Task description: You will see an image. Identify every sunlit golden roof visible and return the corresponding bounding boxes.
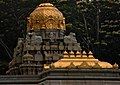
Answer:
[44,51,116,70]
[27,3,65,31]
[97,62,113,68]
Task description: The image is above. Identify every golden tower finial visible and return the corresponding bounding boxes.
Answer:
[76,51,81,57]
[63,51,69,58]
[82,51,87,57]
[70,51,75,58]
[113,63,119,69]
[88,51,94,58]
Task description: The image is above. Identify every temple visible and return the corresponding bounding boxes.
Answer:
[0,3,120,85]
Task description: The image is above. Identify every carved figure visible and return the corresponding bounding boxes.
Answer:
[17,38,23,46]
[35,51,43,61]
[31,35,42,45]
[64,32,77,44]
[49,32,56,42]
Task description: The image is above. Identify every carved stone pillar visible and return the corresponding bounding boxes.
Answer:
[32,67,35,75]
[23,68,26,75]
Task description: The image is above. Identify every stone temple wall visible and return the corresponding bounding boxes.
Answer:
[1,69,120,85]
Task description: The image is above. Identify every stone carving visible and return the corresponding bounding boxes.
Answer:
[46,19,57,29]
[35,36,43,44]
[25,34,42,50]
[35,51,43,61]
[51,45,58,50]
[49,32,56,42]
[17,38,23,46]
[14,38,24,57]
[60,31,64,38]
[64,32,77,44]
[74,43,81,50]
[68,44,73,50]
[31,35,42,45]
[53,53,60,61]
[59,42,64,50]
[45,42,50,50]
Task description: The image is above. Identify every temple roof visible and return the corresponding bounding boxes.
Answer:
[27,3,65,31]
[44,51,117,69]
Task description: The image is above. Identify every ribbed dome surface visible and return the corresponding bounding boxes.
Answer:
[27,3,65,31]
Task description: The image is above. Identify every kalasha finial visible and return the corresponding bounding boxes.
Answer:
[76,51,81,57]
[82,51,87,57]
[70,51,75,57]
[113,63,119,69]
[63,51,69,58]
[88,51,94,58]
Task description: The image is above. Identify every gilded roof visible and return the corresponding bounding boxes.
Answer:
[44,51,116,69]
[27,3,65,31]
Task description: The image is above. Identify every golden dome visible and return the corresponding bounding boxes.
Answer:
[27,3,65,31]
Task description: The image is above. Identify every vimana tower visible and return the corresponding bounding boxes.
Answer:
[6,3,81,75]
[2,3,119,85]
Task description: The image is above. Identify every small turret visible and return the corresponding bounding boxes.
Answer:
[113,63,119,69]
[70,51,75,57]
[76,51,81,57]
[82,51,87,57]
[63,51,69,58]
[88,51,94,58]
